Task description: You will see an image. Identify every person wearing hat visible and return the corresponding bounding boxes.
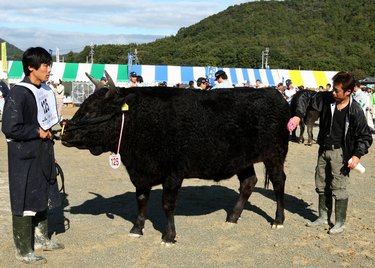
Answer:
[211,70,233,89]
[100,76,107,87]
[285,79,297,104]
[197,77,209,90]
[128,71,138,87]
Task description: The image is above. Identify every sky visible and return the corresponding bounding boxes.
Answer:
[0,0,250,55]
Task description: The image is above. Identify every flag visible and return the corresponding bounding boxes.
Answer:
[207,66,217,86]
[128,53,134,76]
[1,42,7,73]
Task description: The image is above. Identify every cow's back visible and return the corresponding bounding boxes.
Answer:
[123,87,289,181]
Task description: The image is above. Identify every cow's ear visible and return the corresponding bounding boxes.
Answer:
[105,87,117,99]
[124,93,136,106]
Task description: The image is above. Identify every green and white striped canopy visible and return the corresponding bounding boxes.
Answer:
[3,61,129,84]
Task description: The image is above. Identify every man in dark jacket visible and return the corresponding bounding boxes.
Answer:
[288,71,372,235]
[2,47,64,264]
[0,80,9,118]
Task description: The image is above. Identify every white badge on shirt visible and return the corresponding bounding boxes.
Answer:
[17,82,59,130]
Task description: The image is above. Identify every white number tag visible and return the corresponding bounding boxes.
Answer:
[109,153,122,169]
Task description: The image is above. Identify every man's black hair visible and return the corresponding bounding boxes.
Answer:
[22,47,52,76]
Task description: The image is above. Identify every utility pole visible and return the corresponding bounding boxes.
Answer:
[261,47,270,69]
[89,42,94,64]
[134,49,140,64]
[56,48,60,63]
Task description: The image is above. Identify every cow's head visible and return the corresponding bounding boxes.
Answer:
[61,71,133,155]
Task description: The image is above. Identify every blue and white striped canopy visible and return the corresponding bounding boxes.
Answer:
[1,60,337,89]
[130,64,337,88]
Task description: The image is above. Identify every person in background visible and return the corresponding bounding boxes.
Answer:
[53,79,65,121]
[277,82,286,99]
[0,79,10,118]
[136,75,143,86]
[2,47,64,265]
[284,79,297,104]
[318,85,324,91]
[187,80,195,89]
[100,76,107,87]
[197,77,209,90]
[211,70,233,89]
[128,71,138,87]
[326,83,332,91]
[255,79,264,88]
[288,71,372,235]
[352,81,374,132]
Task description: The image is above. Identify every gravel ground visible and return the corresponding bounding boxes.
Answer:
[0,107,375,267]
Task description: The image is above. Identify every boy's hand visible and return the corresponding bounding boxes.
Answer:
[39,128,52,140]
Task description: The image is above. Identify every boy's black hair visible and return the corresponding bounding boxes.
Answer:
[22,47,52,76]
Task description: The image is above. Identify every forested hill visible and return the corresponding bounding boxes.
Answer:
[0,38,23,60]
[2,0,375,77]
[72,0,374,77]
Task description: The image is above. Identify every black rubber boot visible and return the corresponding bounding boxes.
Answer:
[306,194,332,227]
[12,215,47,264]
[329,199,348,235]
[34,212,65,251]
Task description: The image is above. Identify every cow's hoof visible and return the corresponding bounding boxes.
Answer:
[271,224,284,230]
[128,227,144,238]
[161,241,176,247]
[305,143,312,146]
[128,233,142,238]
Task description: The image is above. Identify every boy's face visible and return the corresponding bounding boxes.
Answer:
[333,83,351,103]
[28,63,51,85]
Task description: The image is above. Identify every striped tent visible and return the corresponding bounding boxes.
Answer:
[2,61,129,85]
[131,65,338,88]
[1,60,337,89]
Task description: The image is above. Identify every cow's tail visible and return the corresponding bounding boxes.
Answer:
[264,166,270,189]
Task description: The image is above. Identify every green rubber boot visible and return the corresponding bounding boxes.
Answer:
[329,199,348,235]
[34,212,65,251]
[306,194,332,227]
[12,215,47,264]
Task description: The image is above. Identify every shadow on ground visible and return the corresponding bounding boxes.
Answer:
[64,184,316,236]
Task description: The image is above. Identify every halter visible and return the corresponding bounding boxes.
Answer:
[60,113,121,134]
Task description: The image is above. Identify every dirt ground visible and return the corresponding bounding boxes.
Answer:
[1,107,375,267]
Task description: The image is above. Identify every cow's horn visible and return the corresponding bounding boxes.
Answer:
[85,72,101,89]
[104,70,117,99]
[104,70,116,91]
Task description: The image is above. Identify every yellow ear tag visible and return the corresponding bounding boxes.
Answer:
[121,102,129,111]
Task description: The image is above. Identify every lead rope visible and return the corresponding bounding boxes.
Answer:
[117,113,125,154]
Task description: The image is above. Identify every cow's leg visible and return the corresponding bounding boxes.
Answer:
[290,129,298,142]
[227,166,257,223]
[306,123,314,146]
[299,122,305,144]
[265,160,286,229]
[129,187,151,237]
[161,178,182,244]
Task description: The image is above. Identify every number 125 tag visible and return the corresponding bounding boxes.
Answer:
[109,153,122,169]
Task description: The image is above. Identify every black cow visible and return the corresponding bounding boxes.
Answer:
[61,73,290,244]
[290,90,320,146]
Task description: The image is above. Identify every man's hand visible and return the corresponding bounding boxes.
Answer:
[287,116,301,132]
[39,128,52,140]
[348,156,360,169]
